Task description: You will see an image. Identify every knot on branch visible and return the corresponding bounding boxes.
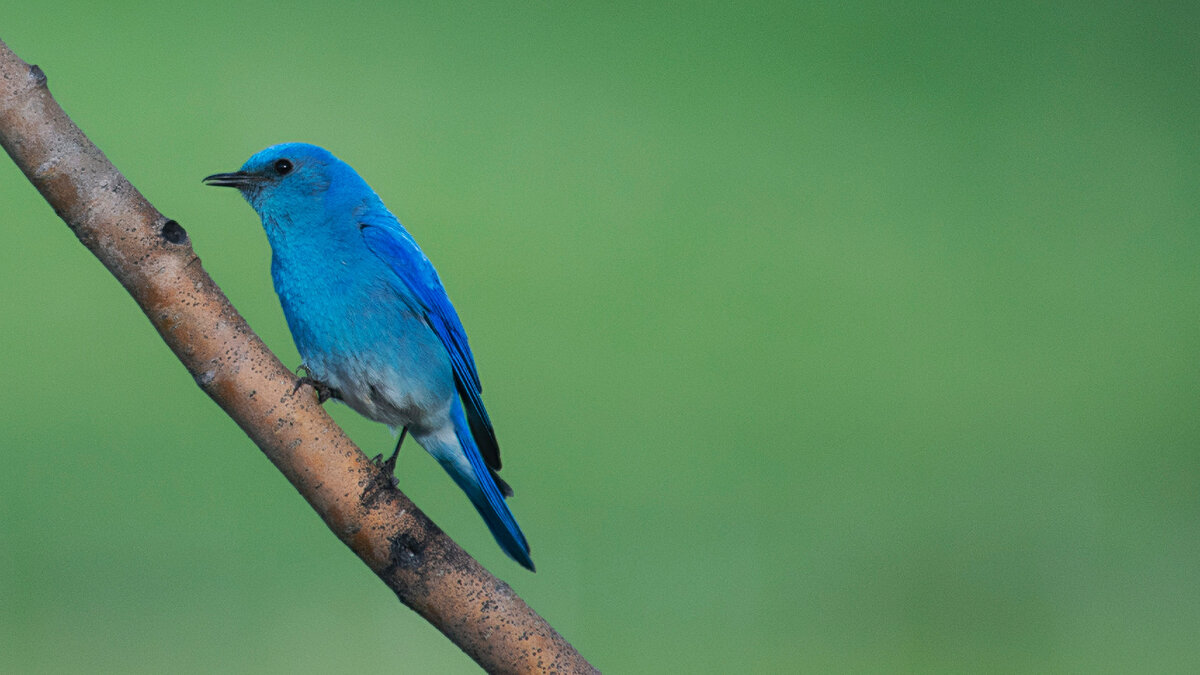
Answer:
[160,218,188,244]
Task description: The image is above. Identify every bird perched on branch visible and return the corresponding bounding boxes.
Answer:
[204,143,533,571]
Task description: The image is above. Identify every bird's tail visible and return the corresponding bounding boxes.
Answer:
[433,399,534,571]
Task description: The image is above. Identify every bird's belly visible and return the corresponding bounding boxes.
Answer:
[325,355,453,433]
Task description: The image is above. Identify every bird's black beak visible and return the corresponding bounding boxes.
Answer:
[202,171,262,189]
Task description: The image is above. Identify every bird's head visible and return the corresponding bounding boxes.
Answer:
[204,143,364,224]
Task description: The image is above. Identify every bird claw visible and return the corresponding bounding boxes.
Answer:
[369,454,400,488]
[370,428,407,488]
[292,370,339,403]
[380,454,399,482]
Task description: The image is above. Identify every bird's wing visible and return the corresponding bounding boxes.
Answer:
[358,211,504,474]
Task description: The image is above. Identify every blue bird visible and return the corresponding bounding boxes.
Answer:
[204,143,533,571]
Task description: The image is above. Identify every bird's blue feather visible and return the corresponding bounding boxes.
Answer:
[447,398,533,569]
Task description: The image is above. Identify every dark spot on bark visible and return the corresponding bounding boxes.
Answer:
[161,219,188,244]
[387,531,425,571]
[29,64,46,87]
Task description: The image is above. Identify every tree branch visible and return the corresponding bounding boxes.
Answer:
[0,38,595,675]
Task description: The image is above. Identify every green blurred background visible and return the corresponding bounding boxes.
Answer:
[2,2,1198,672]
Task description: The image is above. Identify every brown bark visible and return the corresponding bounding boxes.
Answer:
[0,38,596,675]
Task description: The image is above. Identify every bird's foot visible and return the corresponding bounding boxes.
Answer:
[370,454,400,488]
[292,365,340,403]
[370,427,407,488]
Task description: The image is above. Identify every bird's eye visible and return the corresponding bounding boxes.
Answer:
[274,159,293,175]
